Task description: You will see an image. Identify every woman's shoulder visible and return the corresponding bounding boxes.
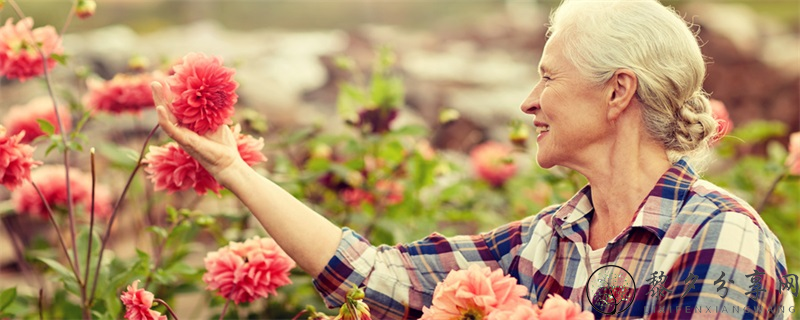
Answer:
[681,178,776,238]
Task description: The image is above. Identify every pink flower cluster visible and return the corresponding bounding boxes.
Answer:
[341,180,404,208]
[0,125,41,190]
[203,236,296,304]
[120,280,167,320]
[421,265,592,320]
[0,17,63,82]
[787,132,800,176]
[167,52,238,135]
[2,97,72,143]
[84,72,161,114]
[470,141,517,187]
[143,125,266,195]
[12,165,112,219]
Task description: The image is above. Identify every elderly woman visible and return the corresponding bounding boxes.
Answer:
[152,0,792,318]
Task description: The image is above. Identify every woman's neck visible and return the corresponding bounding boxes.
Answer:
[573,127,671,247]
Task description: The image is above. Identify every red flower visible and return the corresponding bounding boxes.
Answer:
[203,236,295,304]
[787,132,800,176]
[84,73,161,114]
[0,18,63,82]
[0,126,41,190]
[120,280,167,320]
[341,188,373,208]
[3,97,72,143]
[710,99,733,144]
[142,142,222,196]
[167,52,238,135]
[470,141,517,187]
[11,165,113,219]
[143,126,265,196]
[233,124,267,166]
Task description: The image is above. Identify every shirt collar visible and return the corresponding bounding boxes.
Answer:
[552,158,698,240]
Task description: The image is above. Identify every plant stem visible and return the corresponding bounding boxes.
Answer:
[219,299,231,320]
[89,124,159,304]
[757,171,787,213]
[30,181,82,285]
[59,0,77,36]
[154,298,179,320]
[82,148,97,311]
[38,288,44,320]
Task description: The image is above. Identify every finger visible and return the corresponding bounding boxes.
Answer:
[150,81,168,109]
[157,106,192,145]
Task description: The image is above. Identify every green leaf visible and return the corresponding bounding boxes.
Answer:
[50,53,68,65]
[45,141,59,156]
[37,119,55,135]
[37,257,74,280]
[0,287,16,312]
[337,83,366,123]
[98,143,140,169]
[147,226,168,241]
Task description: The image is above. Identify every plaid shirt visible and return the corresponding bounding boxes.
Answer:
[313,159,794,319]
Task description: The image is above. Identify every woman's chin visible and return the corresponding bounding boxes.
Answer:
[535,152,557,169]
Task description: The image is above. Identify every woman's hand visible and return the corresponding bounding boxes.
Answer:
[151,81,244,184]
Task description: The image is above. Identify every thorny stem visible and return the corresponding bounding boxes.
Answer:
[89,124,160,304]
[154,298,179,320]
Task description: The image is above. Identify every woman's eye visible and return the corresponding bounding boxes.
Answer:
[542,76,552,81]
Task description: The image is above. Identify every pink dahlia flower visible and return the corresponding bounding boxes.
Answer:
[0,18,63,82]
[3,97,72,143]
[143,126,264,196]
[470,141,517,187]
[120,280,167,320]
[486,303,539,320]
[11,165,112,219]
[0,126,41,190]
[203,236,296,304]
[420,265,530,320]
[535,294,594,320]
[710,99,733,144]
[232,124,267,166]
[142,142,222,196]
[167,52,238,135]
[84,73,161,114]
[787,132,800,176]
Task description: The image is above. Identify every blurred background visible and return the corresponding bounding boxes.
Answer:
[0,0,798,319]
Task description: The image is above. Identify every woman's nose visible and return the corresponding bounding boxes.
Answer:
[519,87,540,114]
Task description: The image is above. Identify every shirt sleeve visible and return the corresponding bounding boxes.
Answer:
[647,211,793,319]
[312,218,530,319]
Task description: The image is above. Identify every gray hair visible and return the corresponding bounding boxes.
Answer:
[548,0,717,168]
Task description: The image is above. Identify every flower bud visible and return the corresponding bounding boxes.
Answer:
[128,55,150,72]
[438,108,460,124]
[508,120,529,148]
[76,0,96,19]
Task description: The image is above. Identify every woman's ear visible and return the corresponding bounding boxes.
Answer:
[607,69,638,121]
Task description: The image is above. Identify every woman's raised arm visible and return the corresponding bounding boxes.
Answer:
[151,82,342,276]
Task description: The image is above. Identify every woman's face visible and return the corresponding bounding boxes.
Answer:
[520,36,611,169]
